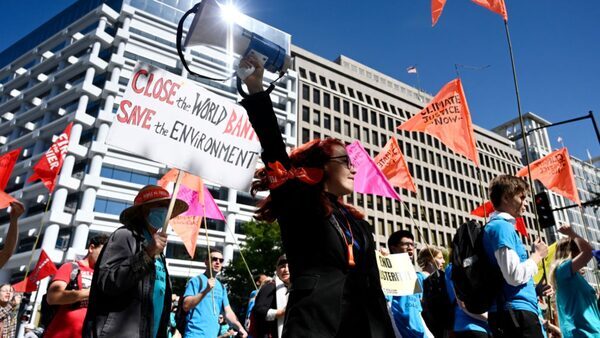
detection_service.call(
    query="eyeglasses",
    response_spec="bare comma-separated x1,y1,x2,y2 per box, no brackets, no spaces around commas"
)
210,257,224,263
328,155,353,169
399,242,415,248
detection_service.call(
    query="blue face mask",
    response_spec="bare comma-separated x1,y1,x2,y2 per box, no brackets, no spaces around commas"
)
147,207,168,229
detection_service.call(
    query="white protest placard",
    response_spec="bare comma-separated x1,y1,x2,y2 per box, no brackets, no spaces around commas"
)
376,251,421,296
107,62,261,191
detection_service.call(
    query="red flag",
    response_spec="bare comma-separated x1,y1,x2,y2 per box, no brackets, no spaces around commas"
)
470,200,495,218
0,148,21,190
472,0,508,21
398,78,479,166
346,141,401,201
515,218,528,238
28,249,58,283
12,278,37,293
516,148,581,205
432,0,447,26
28,123,73,192
471,200,528,237
0,191,16,209
374,138,417,192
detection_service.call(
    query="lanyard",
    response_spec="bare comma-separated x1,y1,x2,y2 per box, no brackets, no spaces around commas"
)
335,209,356,268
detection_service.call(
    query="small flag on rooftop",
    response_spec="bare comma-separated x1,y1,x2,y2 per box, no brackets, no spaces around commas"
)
407,66,417,74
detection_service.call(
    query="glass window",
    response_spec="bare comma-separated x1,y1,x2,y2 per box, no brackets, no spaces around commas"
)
302,85,310,100
313,88,320,104
334,117,341,133
324,113,331,129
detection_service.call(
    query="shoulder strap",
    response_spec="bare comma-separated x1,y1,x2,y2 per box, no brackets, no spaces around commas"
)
68,262,80,289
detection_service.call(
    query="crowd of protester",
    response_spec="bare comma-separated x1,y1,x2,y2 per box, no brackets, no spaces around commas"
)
1,58,600,338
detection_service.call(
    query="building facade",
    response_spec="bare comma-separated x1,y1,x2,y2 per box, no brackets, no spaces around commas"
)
0,0,297,304
293,46,543,250
493,112,600,285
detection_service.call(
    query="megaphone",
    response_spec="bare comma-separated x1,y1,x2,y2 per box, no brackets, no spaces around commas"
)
177,0,291,95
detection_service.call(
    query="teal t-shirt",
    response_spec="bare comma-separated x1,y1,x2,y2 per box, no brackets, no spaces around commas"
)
483,214,539,315
143,230,167,338
555,260,600,338
386,272,430,338
184,273,229,337
444,264,490,334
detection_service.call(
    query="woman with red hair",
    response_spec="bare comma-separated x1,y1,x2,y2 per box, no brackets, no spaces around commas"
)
239,57,394,338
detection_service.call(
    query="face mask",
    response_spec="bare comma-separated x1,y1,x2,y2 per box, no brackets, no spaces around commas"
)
147,207,168,229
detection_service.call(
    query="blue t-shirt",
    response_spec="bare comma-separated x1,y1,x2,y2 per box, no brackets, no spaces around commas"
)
555,260,600,338
444,264,490,334
387,272,430,338
143,230,167,338
483,214,539,314
184,274,230,337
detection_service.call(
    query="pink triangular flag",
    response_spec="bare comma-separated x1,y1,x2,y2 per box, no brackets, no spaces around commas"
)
346,140,401,200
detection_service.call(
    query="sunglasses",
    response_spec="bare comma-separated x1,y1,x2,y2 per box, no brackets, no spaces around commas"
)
328,155,353,169
210,257,225,263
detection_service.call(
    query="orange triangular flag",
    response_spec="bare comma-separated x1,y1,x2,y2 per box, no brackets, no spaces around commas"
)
432,0,447,26
516,148,581,205
398,78,479,166
472,0,508,21
374,138,417,192
158,169,205,204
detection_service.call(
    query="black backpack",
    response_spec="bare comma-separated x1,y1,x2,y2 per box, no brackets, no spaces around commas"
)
421,269,454,338
39,262,80,328
175,276,202,337
451,220,503,314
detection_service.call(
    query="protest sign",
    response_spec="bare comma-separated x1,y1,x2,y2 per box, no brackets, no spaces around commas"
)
107,62,261,191
376,251,420,296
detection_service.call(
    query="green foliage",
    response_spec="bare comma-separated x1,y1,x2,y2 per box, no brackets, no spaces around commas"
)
222,220,282,317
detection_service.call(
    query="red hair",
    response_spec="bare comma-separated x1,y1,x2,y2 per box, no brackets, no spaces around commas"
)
252,138,364,222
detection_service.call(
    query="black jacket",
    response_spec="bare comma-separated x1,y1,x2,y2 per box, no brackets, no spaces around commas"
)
82,225,172,338
252,280,285,338
241,92,394,338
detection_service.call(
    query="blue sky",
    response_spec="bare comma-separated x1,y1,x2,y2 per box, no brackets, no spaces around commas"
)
1,0,599,161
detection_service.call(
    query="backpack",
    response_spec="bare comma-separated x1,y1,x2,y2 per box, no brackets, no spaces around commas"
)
175,276,202,337
39,262,80,328
450,220,503,314
421,269,454,338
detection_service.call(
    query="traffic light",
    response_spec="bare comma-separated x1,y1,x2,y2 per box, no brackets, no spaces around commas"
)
534,192,556,229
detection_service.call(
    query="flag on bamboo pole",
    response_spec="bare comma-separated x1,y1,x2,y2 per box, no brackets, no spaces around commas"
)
471,200,528,237
534,242,557,283
472,0,508,21
158,170,225,258
0,148,21,190
28,249,58,283
431,0,447,26
374,138,417,193
516,148,581,205
28,123,73,192
398,78,479,166
346,140,401,200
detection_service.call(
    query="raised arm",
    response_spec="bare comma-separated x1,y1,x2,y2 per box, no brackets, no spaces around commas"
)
0,202,25,268
239,56,290,169
558,224,593,272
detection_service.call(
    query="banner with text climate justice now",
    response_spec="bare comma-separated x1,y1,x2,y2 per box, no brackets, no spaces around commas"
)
107,63,261,191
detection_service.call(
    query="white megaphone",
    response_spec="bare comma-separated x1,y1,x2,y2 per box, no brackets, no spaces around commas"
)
177,0,291,84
